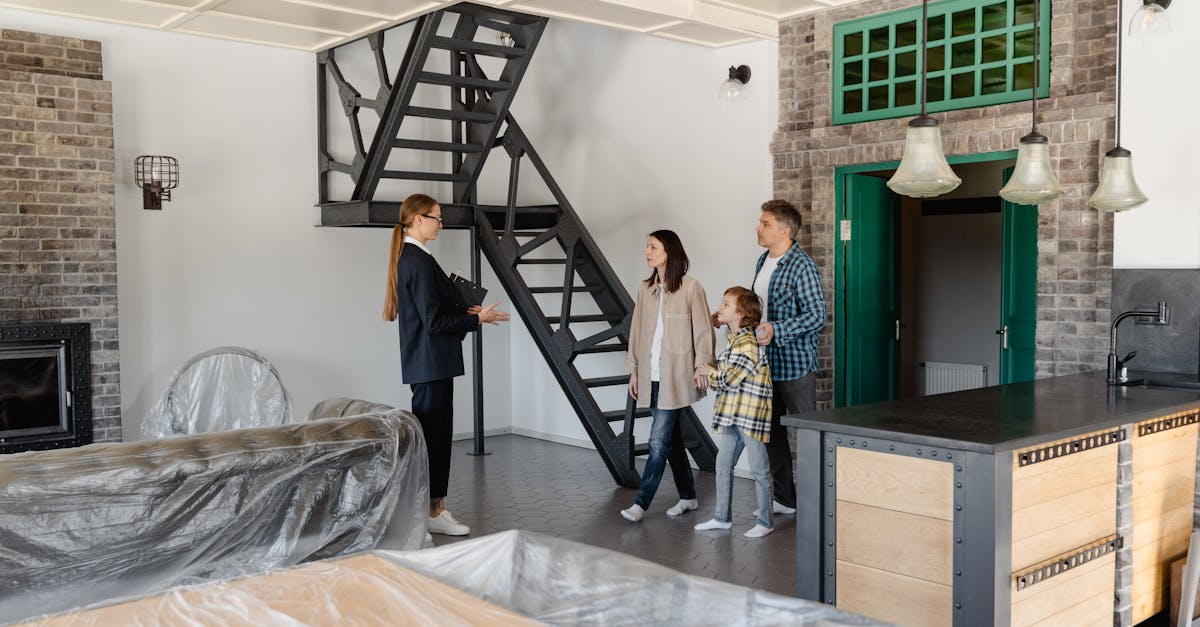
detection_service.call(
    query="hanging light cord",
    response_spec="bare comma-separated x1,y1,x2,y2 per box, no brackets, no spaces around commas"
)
920,0,928,117
1115,0,1124,147
1031,0,1040,134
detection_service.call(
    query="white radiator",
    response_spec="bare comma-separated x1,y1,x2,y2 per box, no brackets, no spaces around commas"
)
922,362,987,396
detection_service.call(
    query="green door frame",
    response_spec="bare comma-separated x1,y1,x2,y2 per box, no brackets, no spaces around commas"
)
834,149,1019,407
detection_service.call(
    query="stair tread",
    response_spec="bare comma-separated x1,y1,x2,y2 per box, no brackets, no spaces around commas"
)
576,343,628,354
546,314,623,324
583,375,628,387
430,36,525,58
602,408,652,422
529,285,603,293
417,71,511,91
404,106,495,122
380,170,469,182
515,258,567,265
392,139,486,153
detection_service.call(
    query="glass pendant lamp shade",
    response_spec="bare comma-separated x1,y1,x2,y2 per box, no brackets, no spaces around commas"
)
1088,147,1149,212
887,116,961,197
1129,2,1172,39
1000,133,1064,204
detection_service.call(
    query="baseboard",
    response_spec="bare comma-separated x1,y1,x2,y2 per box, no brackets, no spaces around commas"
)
451,426,511,441
500,428,756,479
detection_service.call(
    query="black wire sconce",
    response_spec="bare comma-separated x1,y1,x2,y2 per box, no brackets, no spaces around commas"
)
134,155,179,210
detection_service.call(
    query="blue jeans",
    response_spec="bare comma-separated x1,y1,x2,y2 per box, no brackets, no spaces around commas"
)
634,382,696,509
713,426,773,529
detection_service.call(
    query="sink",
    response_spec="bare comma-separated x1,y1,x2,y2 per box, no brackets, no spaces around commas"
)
1120,378,1200,390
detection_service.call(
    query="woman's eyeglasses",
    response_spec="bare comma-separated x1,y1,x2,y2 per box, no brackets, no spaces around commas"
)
422,214,444,224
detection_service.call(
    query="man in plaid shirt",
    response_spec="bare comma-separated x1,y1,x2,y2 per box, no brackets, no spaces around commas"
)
745,199,826,513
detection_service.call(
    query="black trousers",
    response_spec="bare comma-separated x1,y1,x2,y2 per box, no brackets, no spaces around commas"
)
768,373,816,508
410,378,454,500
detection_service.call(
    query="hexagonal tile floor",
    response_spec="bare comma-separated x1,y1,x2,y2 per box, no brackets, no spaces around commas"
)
435,434,797,597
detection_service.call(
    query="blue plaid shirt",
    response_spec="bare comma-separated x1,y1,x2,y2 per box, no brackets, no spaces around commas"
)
753,242,825,381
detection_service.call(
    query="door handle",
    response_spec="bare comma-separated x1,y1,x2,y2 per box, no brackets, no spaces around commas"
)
996,325,1008,350
895,319,903,341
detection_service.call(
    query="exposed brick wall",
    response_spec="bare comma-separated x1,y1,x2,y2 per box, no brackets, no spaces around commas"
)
774,0,1116,410
0,31,120,442
0,29,103,81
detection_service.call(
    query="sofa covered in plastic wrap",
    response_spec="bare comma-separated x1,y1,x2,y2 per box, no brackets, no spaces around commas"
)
0,409,428,624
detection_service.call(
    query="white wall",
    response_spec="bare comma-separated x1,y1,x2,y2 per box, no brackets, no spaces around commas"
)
0,9,776,452
1115,0,1200,268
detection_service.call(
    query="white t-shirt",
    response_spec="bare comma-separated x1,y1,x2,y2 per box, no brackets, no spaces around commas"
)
753,253,782,313
649,286,665,382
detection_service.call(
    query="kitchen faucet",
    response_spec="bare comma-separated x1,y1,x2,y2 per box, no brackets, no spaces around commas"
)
1107,301,1170,385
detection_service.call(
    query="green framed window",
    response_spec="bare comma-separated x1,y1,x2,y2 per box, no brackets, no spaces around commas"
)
833,0,1050,125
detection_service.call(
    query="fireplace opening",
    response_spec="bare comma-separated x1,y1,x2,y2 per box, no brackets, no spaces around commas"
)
0,323,92,454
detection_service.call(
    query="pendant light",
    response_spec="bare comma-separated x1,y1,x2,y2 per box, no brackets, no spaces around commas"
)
999,0,1064,204
1088,0,1149,212
1129,0,1172,40
887,0,961,198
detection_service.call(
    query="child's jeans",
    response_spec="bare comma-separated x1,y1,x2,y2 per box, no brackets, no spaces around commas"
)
713,425,773,529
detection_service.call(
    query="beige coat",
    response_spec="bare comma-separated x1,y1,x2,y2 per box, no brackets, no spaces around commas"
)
624,275,716,410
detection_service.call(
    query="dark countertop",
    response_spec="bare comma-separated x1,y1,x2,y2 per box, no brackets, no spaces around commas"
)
781,370,1200,453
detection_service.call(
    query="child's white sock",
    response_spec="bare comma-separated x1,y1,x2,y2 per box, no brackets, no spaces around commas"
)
694,518,732,531
744,524,774,538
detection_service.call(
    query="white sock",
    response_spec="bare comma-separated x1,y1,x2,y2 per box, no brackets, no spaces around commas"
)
744,524,774,538
620,504,644,522
666,499,698,516
694,518,732,531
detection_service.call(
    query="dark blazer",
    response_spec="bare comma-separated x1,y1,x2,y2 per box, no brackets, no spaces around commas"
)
395,243,478,384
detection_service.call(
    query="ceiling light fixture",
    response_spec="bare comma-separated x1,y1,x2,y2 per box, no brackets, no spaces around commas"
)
886,0,961,198
1088,0,1149,212
999,0,1063,205
1129,0,1172,39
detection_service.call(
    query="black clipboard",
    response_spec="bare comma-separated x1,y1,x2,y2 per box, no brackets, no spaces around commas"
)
449,273,488,307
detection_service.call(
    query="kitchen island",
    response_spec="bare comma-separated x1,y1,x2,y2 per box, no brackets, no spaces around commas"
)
782,370,1200,627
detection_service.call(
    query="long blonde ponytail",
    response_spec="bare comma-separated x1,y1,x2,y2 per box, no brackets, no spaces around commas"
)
382,193,439,321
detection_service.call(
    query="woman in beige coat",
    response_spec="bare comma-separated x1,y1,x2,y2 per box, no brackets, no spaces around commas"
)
620,230,716,522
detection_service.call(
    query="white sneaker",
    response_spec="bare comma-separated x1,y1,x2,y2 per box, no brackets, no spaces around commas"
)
744,524,774,538
666,498,698,517
428,510,470,536
694,518,732,531
620,504,645,522
754,500,798,516
424,532,434,545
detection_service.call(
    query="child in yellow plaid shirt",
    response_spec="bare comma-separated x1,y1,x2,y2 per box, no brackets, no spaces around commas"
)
695,286,775,538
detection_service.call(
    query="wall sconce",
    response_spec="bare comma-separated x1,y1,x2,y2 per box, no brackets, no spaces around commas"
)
717,65,751,112
1130,0,1171,39
134,156,178,210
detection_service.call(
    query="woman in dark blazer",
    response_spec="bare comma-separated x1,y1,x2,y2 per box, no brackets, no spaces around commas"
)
383,193,508,536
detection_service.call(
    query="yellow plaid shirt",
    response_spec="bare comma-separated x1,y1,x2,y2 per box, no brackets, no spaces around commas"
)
708,328,773,442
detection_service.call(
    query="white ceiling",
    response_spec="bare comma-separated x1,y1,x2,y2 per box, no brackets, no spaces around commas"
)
0,0,866,51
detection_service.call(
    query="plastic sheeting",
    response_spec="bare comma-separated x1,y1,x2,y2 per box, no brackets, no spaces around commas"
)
388,530,886,626
0,411,425,625
141,346,294,438
308,397,429,550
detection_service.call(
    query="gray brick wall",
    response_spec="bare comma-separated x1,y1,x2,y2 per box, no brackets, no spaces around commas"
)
0,30,119,442
0,29,103,81
774,0,1116,410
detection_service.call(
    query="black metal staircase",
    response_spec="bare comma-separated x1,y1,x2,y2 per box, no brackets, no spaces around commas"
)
316,3,717,488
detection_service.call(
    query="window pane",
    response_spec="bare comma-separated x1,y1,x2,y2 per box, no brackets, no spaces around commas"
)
927,45,946,72
869,56,889,81
844,31,863,57
1013,62,1034,90
926,76,945,103
952,9,975,36
869,27,890,52
1014,0,1035,26
896,21,917,47
1013,28,1034,58
982,34,1007,63
927,14,945,42
895,81,916,107
952,40,975,68
844,89,863,114
895,51,917,77
844,60,863,85
868,85,889,110
982,66,1007,94
982,2,1007,31
951,71,974,98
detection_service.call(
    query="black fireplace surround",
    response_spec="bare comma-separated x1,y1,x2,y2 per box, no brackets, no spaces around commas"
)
0,323,92,454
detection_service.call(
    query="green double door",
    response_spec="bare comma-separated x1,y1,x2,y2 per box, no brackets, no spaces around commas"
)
838,169,1035,407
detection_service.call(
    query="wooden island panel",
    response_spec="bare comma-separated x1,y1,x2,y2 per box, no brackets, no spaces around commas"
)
1131,415,1198,623
835,447,953,626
